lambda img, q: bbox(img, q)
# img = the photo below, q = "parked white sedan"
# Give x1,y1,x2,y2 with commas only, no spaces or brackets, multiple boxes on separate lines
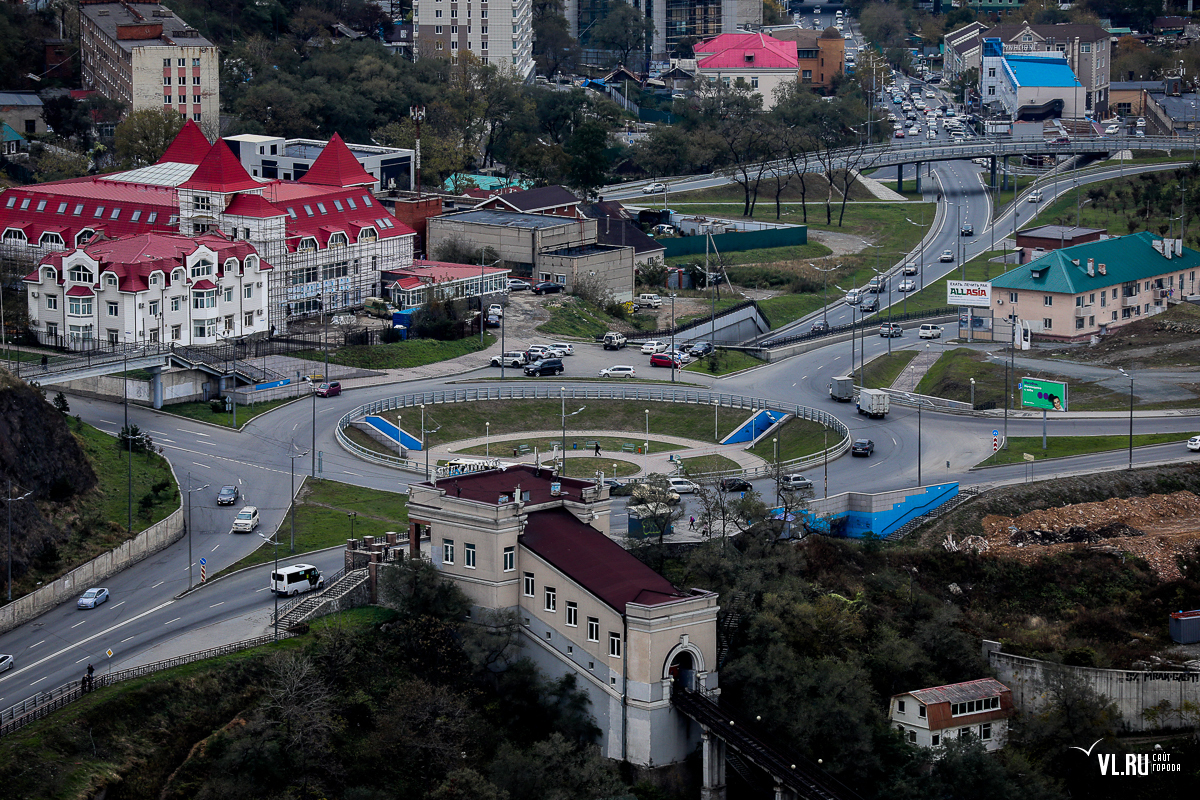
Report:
641,340,669,354
599,365,637,378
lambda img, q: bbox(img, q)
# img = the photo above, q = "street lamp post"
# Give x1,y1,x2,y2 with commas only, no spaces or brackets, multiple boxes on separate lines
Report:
970,378,975,409
669,293,677,383
835,284,859,384
186,474,209,591
773,437,779,505
813,263,840,328
644,409,649,455
559,388,586,476
1118,367,1134,469
4,480,33,602
289,443,309,553
260,532,281,639
486,422,490,458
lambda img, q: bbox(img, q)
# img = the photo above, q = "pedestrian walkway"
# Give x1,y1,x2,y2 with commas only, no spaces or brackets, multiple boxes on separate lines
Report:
430,428,770,478
889,346,943,392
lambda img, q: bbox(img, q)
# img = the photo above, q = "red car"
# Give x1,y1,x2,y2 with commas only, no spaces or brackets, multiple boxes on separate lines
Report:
316,381,342,397
649,353,681,368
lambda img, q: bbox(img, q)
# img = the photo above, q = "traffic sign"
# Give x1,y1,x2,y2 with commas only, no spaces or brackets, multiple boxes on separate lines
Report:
105,649,113,658
1023,453,1035,462
992,430,999,436
199,557,207,565
992,436,999,452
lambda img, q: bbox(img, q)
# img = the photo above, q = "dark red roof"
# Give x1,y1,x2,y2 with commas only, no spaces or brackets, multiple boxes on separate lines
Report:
157,119,212,165
521,508,688,612
65,285,95,296
180,139,259,192
224,192,285,218
424,464,593,506
301,133,376,188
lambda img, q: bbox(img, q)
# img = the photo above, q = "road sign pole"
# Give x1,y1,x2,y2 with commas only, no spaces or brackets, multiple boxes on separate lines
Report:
200,556,207,583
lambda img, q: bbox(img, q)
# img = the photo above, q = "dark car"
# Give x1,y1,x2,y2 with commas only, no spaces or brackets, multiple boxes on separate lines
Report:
859,297,879,313
316,381,341,397
649,353,682,368
533,281,564,295
851,438,875,457
690,341,715,357
720,477,752,492
217,485,239,505
960,223,973,236
811,320,831,334
524,358,564,376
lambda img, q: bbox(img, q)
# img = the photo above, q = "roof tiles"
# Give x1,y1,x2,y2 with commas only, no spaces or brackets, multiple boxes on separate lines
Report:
157,119,212,166
180,139,260,193
300,133,377,188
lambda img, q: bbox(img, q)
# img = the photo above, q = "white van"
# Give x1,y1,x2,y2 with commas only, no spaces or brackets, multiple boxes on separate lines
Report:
271,564,324,596
918,324,943,339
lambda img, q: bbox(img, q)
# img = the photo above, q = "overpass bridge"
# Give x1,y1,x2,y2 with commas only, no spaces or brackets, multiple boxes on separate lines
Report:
769,134,1188,194
7,340,285,408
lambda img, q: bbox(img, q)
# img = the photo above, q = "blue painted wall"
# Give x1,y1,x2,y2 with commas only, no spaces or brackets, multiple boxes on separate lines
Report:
365,415,423,450
793,482,959,539
723,410,785,445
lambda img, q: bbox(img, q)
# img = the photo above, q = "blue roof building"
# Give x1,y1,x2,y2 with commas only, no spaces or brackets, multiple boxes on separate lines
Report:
981,39,1085,121
1,122,25,157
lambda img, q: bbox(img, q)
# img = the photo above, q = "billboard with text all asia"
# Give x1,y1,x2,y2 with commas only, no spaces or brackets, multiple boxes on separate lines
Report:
947,280,991,308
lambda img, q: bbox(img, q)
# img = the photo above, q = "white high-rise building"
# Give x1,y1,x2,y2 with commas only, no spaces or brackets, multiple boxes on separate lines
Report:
413,0,534,80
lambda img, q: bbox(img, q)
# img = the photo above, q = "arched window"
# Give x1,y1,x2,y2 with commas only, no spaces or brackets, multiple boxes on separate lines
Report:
190,258,214,279
75,228,95,246
2,228,27,244
68,264,94,284
328,232,348,248
39,232,65,249
357,227,377,243
245,254,260,270
223,257,240,274
298,237,318,251
42,267,57,282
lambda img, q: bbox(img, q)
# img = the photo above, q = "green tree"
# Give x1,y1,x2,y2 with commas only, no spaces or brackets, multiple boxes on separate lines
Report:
114,108,189,166
591,2,654,67
533,0,578,78
564,120,613,198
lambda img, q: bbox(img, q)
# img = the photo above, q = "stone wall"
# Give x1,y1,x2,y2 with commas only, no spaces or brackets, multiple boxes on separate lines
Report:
0,505,185,635
985,641,1200,732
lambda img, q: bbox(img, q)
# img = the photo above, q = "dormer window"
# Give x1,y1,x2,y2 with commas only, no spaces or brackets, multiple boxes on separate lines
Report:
328,232,348,247
76,229,95,246
194,196,211,213
39,232,64,249
744,52,754,62
357,227,378,243
190,259,214,279
298,237,318,251
68,264,94,283
173,269,185,283
246,254,260,270
224,257,240,274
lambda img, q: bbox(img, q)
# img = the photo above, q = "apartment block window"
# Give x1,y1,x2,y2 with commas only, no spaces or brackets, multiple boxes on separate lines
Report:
544,587,556,612
1043,295,1053,306
1075,317,1085,329
178,95,185,104
107,301,118,317
171,324,181,340
244,311,254,328
178,58,186,66
163,58,171,67
171,297,181,312
451,24,458,32
897,700,906,713
802,69,812,81
192,58,201,66
608,631,622,658
988,67,996,77
163,94,171,104
503,546,515,571
751,77,759,89
435,25,442,32
587,617,599,642
192,76,200,85
465,542,476,568
1044,318,1053,329
566,601,578,627
46,294,57,310
244,285,253,299
223,314,234,333
523,572,534,596
164,76,172,85
223,286,234,303
981,723,992,740
1008,292,1018,303
988,86,996,95
193,95,201,104
442,538,454,564
1081,43,1091,53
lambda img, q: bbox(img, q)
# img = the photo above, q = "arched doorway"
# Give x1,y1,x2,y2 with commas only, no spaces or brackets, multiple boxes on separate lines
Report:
667,649,697,691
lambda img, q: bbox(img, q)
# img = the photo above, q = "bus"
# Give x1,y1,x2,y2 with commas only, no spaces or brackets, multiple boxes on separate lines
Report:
271,564,325,596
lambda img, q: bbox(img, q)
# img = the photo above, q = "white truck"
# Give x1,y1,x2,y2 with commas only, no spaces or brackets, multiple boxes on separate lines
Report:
857,388,890,419
603,331,627,350
637,293,664,309
829,375,855,403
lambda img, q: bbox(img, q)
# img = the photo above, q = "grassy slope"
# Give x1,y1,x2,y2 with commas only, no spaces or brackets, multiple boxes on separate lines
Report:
163,396,299,428
861,350,919,389
292,334,494,370
746,417,833,462
979,433,1188,465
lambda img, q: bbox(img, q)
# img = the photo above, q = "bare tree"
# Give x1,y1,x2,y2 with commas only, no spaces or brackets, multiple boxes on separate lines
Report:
260,652,338,770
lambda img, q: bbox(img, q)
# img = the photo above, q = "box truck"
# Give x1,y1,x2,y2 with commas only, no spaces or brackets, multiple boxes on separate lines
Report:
829,375,855,402
857,388,890,418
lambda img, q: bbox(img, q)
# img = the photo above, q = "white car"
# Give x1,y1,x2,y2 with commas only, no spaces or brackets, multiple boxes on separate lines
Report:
599,365,637,378
919,324,943,339
642,182,667,194
1028,190,1042,203
487,303,503,318
938,250,954,263
641,340,669,354
926,130,937,140
0,653,12,673
1188,436,1200,451
844,289,862,305
907,128,920,137
77,587,110,609
898,279,916,292
547,342,574,355
1104,124,1120,135
1136,117,1146,127
668,478,700,494
925,89,936,98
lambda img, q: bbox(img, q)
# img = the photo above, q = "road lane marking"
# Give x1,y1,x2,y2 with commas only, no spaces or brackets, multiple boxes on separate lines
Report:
151,581,163,589
254,587,269,592
194,431,210,437
111,601,125,609
28,640,44,649
71,621,85,629
211,544,220,551
193,462,211,469
159,437,175,443
100,419,117,425
29,677,47,686
164,617,181,625
344,471,361,477
75,656,90,664
121,636,135,643
209,602,224,608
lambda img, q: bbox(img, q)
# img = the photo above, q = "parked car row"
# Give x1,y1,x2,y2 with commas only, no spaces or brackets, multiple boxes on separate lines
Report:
490,342,575,368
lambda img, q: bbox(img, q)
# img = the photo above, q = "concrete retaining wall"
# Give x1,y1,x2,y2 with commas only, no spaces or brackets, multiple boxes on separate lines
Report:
803,482,959,538
759,315,958,362
986,642,1200,732
0,505,185,635
51,369,212,405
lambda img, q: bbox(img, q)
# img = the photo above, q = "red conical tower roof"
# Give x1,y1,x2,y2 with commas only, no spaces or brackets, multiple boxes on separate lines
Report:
156,119,212,165
180,139,260,193
301,133,376,187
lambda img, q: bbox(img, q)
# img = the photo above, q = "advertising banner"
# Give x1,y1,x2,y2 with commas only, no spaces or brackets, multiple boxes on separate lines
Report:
947,280,992,308
1020,377,1068,412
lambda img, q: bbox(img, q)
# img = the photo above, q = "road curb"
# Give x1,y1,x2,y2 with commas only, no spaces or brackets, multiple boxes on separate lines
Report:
173,542,348,600
969,439,1191,471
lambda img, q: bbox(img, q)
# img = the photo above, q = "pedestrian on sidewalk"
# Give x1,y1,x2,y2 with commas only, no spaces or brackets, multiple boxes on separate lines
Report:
40,354,48,370
689,515,695,530
594,442,601,457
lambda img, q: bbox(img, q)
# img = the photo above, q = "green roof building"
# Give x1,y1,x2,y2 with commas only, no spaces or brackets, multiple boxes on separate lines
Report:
989,231,1199,340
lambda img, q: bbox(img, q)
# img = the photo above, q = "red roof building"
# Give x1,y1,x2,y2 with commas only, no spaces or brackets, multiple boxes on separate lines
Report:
474,185,582,218
1,123,417,333
23,230,272,347
890,678,1014,751
404,463,719,768
383,258,510,309
693,33,801,110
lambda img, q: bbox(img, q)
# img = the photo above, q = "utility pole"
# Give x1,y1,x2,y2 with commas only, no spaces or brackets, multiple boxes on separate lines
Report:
410,106,426,198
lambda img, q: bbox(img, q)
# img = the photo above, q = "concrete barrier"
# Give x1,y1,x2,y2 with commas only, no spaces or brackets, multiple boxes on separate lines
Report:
985,641,1200,732
0,505,185,635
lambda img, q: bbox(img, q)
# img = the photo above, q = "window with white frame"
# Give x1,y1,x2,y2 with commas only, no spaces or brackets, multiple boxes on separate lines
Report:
244,285,253,299
223,286,233,302
544,587,556,612
190,259,214,279
503,546,515,571
171,324,181,340
1044,318,1052,329
171,296,182,312
523,572,534,596
244,311,254,328
68,296,92,316
587,617,599,642
68,264,94,283
46,294,57,310
608,631,622,658
1043,295,1053,306
193,318,216,338
566,602,577,627
107,301,118,317
193,290,216,310
442,539,454,564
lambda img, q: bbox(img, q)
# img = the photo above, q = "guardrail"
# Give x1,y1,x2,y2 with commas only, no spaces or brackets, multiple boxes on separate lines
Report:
335,386,851,479
761,306,956,349
0,631,293,738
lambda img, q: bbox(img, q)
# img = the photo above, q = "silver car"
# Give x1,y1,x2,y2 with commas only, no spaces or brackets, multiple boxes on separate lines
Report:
77,587,110,609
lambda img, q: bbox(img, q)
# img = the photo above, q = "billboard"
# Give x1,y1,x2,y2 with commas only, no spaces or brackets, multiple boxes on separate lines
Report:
947,280,992,308
1021,377,1068,412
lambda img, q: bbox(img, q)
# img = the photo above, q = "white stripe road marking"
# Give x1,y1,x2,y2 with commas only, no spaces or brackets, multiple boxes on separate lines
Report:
209,602,224,608
254,587,269,592
75,656,90,664
111,601,125,609
193,462,211,469
159,437,175,443
211,544,220,551
121,636,135,643
100,419,117,424
71,621,85,629
29,677,47,686
193,431,210,437
164,617,181,625
343,471,361,477
151,581,163,589
28,640,44,649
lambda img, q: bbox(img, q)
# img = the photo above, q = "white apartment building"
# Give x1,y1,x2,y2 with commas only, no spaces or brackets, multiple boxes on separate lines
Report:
79,1,219,133
24,232,270,347
413,0,534,80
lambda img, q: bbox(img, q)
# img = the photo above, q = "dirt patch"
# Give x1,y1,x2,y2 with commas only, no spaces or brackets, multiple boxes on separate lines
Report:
808,230,872,258
977,491,1200,580
1053,303,1200,368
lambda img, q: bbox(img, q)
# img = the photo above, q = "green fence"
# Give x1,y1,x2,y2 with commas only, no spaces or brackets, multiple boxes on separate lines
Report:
661,225,808,258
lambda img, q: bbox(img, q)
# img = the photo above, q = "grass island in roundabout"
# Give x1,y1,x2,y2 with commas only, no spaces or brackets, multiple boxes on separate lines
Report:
335,385,850,482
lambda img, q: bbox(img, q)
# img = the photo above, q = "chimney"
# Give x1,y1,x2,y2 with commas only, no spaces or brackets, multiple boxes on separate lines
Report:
1087,258,1094,277
1098,263,1107,275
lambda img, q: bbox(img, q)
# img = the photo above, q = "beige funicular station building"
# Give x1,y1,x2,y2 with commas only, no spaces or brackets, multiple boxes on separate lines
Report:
407,464,720,766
